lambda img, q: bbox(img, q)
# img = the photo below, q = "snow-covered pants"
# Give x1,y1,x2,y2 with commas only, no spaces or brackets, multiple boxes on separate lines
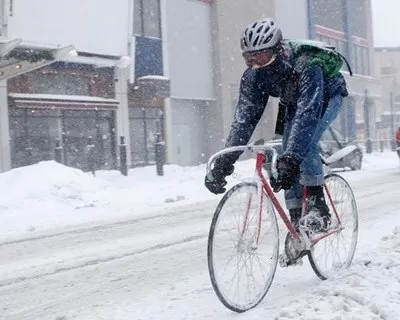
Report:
282,94,344,210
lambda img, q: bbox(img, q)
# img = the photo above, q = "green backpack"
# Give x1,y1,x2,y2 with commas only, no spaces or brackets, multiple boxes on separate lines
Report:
283,39,353,77
274,39,352,136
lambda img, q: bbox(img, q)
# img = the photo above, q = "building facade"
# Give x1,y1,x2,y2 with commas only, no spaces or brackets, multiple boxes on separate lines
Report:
162,0,215,166
308,0,381,142
0,0,382,172
207,0,381,162
374,47,400,142
0,0,173,172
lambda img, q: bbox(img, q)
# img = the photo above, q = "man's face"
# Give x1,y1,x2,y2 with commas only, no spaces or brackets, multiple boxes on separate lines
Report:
242,49,274,68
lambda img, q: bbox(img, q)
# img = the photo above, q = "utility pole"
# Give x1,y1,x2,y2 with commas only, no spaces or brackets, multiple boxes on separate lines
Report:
390,92,396,151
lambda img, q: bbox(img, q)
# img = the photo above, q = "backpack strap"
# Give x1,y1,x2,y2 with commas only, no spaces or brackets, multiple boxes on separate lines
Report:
336,51,353,76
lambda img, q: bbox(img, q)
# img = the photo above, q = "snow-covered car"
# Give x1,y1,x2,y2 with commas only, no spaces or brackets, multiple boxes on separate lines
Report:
267,126,363,171
319,127,363,170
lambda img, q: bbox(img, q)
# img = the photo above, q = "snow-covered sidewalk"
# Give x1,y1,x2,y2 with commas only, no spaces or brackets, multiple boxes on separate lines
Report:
0,151,398,241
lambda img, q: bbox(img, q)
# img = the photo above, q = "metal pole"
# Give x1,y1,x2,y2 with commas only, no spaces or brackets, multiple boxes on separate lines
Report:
119,136,128,176
86,136,96,176
364,89,372,153
390,92,396,151
342,0,353,67
306,0,315,39
154,110,165,176
55,139,63,164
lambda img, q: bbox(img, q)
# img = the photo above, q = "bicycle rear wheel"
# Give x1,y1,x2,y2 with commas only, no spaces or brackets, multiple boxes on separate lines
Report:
308,173,358,280
207,182,279,312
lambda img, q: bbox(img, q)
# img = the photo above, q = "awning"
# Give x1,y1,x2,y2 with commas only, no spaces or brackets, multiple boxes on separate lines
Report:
130,75,170,101
0,37,74,81
9,93,119,110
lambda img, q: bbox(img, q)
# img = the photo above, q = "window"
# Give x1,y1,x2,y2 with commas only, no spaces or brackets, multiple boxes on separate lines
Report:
338,40,347,57
362,47,371,76
134,0,161,38
9,107,116,170
31,73,90,96
351,43,370,76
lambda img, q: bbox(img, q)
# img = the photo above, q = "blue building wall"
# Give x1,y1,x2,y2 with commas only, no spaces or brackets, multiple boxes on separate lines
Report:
135,36,163,79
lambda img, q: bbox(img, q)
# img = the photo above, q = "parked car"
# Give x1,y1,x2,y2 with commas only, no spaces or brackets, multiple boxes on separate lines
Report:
266,126,363,171
319,126,363,170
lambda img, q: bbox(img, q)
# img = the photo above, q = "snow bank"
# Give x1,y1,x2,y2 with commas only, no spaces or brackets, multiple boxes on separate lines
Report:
0,152,398,240
275,227,400,320
0,161,107,206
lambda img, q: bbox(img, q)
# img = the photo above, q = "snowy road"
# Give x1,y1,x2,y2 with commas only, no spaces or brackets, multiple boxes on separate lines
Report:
1,164,400,319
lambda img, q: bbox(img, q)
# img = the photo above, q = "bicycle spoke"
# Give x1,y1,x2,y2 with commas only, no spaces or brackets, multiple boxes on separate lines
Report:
308,174,358,280
208,182,279,312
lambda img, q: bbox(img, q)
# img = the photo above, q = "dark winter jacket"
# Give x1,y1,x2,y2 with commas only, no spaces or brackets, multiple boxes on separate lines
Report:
224,46,348,164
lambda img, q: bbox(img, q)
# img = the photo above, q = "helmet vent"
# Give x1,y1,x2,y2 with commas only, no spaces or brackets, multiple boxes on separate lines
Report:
264,26,270,34
263,35,273,44
253,35,260,46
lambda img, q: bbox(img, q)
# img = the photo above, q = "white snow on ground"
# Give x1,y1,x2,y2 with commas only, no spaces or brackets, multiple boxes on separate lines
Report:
0,151,400,319
274,228,400,320
0,151,396,239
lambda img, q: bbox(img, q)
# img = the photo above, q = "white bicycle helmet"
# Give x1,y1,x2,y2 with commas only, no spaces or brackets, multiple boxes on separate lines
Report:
240,18,282,53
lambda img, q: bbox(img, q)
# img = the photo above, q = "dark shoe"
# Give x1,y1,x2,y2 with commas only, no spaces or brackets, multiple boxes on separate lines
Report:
303,209,331,233
305,186,331,233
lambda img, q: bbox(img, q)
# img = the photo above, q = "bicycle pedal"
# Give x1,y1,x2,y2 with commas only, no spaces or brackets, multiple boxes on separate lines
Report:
279,253,288,267
279,253,304,267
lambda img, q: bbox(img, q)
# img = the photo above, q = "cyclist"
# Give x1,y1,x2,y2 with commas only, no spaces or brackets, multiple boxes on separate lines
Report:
204,18,349,232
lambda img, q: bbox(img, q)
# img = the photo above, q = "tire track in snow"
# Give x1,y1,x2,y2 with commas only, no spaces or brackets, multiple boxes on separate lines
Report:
0,199,218,246
0,232,208,288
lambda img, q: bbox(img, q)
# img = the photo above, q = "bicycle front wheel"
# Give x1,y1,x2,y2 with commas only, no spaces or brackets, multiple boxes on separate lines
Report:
207,182,279,313
308,173,358,280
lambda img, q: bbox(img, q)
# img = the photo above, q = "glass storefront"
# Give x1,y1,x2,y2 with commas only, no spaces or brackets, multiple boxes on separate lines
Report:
9,107,116,171
129,107,164,167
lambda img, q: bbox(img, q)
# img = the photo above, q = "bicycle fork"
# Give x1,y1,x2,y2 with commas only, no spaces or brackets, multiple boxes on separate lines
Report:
237,180,263,252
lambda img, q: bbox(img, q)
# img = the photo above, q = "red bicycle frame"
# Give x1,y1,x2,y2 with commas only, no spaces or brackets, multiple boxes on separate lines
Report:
253,152,343,246
207,144,343,248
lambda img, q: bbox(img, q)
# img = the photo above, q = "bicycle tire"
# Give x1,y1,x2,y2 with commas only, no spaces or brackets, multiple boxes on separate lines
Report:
308,173,358,280
207,182,279,312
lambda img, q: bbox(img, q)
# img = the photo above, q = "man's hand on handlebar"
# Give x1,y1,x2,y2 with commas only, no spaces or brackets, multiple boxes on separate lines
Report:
205,157,234,194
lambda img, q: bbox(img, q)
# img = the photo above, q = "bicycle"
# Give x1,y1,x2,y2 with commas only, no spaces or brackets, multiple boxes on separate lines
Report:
206,142,358,313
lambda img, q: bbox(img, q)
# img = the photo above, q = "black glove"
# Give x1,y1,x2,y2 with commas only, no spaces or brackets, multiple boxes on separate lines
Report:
271,154,300,192
205,156,235,194
269,175,281,192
